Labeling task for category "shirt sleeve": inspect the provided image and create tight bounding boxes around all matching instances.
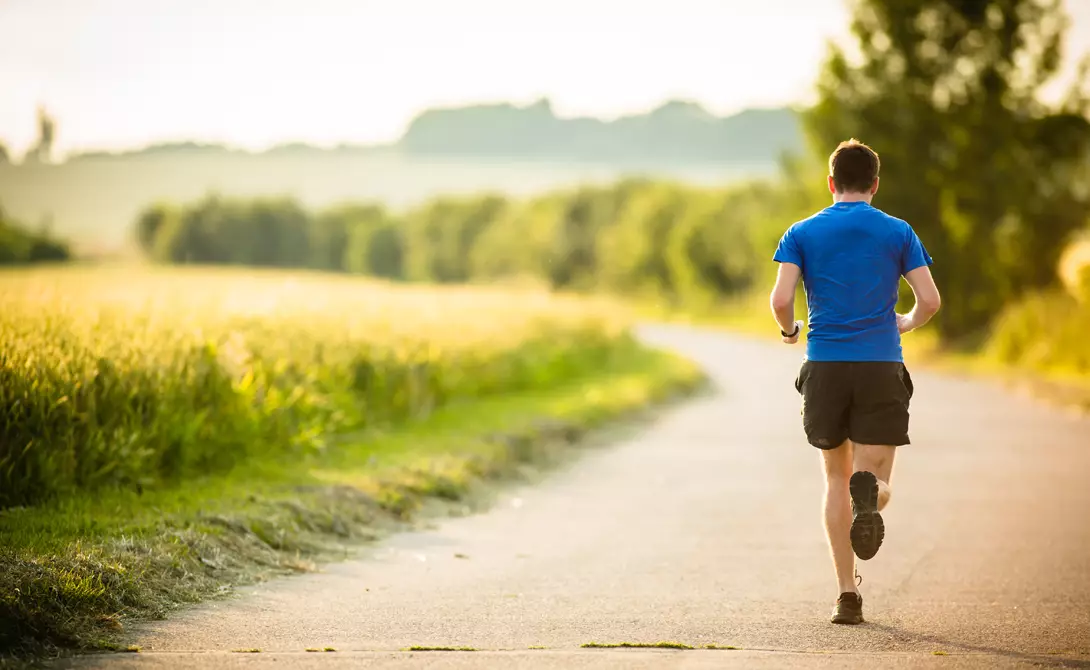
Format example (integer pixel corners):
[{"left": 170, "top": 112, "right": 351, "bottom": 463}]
[
  {"left": 773, "top": 226, "right": 803, "bottom": 268},
  {"left": 901, "top": 225, "right": 934, "bottom": 275}
]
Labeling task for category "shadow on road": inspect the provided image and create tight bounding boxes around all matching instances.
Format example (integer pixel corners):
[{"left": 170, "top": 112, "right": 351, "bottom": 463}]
[{"left": 865, "top": 623, "right": 1090, "bottom": 669}]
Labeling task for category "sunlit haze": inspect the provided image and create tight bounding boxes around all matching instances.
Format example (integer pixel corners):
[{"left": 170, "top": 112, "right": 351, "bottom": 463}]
[{"left": 2, "top": 0, "right": 1089, "bottom": 158}]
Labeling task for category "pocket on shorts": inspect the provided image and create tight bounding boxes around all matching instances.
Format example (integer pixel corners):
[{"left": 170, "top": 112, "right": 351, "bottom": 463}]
[
  {"left": 899, "top": 364, "right": 914, "bottom": 400},
  {"left": 794, "top": 360, "right": 809, "bottom": 394}
]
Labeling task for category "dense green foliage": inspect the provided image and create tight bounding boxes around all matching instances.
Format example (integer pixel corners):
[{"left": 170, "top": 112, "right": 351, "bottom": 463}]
[
  {"left": 987, "top": 289, "right": 1090, "bottom": 374},
  {"left": 992, "top": 235, "right": 1090, "bottom": 375},
  {"left": 803, "top": 0, "right": 1090, "bottom": 338},
  {"left": 0, "top": 205, "right": 69, "bottom": 265},
  {"left": 0, "top": 267, "right": 633, "bottom": 509}
]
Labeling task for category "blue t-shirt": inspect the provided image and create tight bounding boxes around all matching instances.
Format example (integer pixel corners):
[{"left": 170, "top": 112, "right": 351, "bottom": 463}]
[{"left": 773, "top": 201, "right": 933, "bottom": 363}]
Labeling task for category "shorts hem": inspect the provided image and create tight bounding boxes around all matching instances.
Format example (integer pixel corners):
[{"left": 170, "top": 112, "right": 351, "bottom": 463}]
[
  {"left": 850, "top": 435, "right": 911, "bottom": 447},
  {"left": 806, "top": 435, "right": 848, "bottom": 450}
]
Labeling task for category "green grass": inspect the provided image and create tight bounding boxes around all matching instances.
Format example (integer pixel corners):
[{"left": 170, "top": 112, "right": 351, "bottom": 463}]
[
  {"left": 582, "top": 641, "right": 695, "bottom": 650},
  {"left": 580, "top": 641, "right": 739, "bottom": 651},
  {"left": 0, "top": 343, "right": 705, "bottom": 662},
  {"left": 405, "top": 646, "right": 478, "bottom": 652}
]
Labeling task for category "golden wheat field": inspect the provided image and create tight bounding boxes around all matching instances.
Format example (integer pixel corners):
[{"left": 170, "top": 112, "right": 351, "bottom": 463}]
[{"left": 0, "top": 265, "right": 636, "bottom": 508}]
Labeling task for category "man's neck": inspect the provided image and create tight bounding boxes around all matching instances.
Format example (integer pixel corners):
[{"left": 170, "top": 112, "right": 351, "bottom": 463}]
[{"left": 833, "top": 192, "right": 873, "bottom": 204}]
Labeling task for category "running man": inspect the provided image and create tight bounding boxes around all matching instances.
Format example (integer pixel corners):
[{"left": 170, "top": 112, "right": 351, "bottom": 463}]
[{"left": 768, "top": 139, "right": 942, "bottom": 625}]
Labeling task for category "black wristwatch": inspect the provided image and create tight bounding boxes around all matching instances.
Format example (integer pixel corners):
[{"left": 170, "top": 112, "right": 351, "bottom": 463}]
[{"left": 781, "top": 322, "right": 800, "bottom": 338}]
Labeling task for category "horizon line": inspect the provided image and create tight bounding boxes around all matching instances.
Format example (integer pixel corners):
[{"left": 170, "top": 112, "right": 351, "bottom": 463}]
[{"left": 0, "top": 97, "right": 806, "bottom": 164}]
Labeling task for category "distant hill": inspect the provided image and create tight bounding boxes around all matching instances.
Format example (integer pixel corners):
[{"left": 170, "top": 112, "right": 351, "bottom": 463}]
[
  {"left": 397, "top": 99, "right": 804, "bottom": 163},
  {"left": 66, "top": 141, "right": 388, "bottom": 162},
  {"left": 57, "top": 99, "right": 804, "bottom": 166}
]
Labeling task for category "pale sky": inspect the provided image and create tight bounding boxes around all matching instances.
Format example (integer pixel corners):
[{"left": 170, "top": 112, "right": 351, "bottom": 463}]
[{"left": 2, "top": 0, "right": 1089, "bottom": 158}]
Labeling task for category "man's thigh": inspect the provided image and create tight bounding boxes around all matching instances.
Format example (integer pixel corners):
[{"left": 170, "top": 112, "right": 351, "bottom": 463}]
[
  {"left": 849, "top": 362, "right": 913, "bottom": 447},
  {"left": 795, "top": 361, "right": 853, "bottom": 449}
]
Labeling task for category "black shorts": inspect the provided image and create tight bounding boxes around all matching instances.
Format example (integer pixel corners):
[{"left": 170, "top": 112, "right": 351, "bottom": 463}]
[{"left": 793, "top": 360, "right": 914, "bottom": 449}]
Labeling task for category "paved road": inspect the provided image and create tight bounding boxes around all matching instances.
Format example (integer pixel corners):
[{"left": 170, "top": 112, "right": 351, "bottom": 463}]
[{"left": 60, "top": 325, "right": 1090, "bottom": 669}]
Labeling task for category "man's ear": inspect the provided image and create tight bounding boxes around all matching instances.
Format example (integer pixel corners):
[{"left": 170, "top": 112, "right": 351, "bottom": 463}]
[
  {"left": 871, "top": 177, "right": 880, "bottom": 195},
  {"left": 828, "top": 175, "right": 837, "bottom": 194}
]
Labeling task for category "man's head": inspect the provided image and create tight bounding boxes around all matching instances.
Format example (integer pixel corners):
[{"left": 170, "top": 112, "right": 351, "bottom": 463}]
[{"left": 827, "top": 139, "right": 880, "bottom": 200}]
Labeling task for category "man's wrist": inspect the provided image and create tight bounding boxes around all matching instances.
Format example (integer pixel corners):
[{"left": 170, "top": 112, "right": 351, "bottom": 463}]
[{"left": 780, "top": 321, "right": 800, "bottom": 337}]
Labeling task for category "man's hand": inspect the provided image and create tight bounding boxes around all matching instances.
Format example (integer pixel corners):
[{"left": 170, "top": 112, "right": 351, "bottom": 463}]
[
  {"left": 782, "top": 319, "right": 804, "bottom": 344},
  {"left": 896, "top": 313, "right": 913, "bottom": 334}
]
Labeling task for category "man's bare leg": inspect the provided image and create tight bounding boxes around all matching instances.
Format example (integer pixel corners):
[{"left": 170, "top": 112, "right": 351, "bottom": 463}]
[
  {"left": 845, "top": 443, "right": 896, "bottom": 561},
  {"left": 820, "top": 439, "right": 858, "bottom": 596},
  {"left": 853, "top": 443, "right": 896, "bottom": 511}
]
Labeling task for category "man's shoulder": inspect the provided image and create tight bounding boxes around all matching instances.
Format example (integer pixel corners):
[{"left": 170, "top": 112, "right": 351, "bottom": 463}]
[
  {"left": 864, "top": 205, "right": 912, "bottom": 229},
  {"left": 785, "top": 208, "right": 829, "bottom": 234}
]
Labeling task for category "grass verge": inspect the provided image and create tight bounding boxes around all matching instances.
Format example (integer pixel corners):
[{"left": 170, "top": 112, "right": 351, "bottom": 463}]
[{"left": 0, "top": 343, "right": 706, "bottom": 666}]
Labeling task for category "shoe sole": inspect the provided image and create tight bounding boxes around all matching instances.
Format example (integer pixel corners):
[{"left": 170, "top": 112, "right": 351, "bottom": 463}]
[
  {"left": 849, "top": 471, "right": 884, "bottom": 561},
  {"left": 831, "top": 613, "right": 864, "bottom": 625}
]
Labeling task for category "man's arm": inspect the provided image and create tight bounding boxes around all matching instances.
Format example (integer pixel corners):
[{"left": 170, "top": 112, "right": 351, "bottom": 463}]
[
  {"left": 770, "top": 261, "right": 803, "bottom": 343},
  {"left": 898, "top": 265, "right": 941, "bottom": 333}
]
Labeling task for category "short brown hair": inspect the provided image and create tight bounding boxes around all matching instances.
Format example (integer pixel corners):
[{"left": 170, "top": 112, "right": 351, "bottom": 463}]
[{"left": 829, "top": 139, "right": 880, "bottom": 193}]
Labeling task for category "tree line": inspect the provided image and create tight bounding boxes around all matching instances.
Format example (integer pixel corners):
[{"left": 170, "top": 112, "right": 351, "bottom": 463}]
[
  {"left": 134, "top": 174, "right": 804, "bottom": 309},
  {"left": 0, "top": 205, "right": 70, "bottom": 265}
]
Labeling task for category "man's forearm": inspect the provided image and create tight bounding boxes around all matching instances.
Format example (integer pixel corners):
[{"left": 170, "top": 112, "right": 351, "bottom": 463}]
[
  {"left": 900, "top": 267, "right": 942, "bottom": 333},
  {"left": 901, "top": 302, "right": 939, "bottom": 332},
  {"left": 772, "top": 300, "right": 797, "bottom": 334},
  {"left": 769, "top": 262, "right": 803, "bottom": 337}
]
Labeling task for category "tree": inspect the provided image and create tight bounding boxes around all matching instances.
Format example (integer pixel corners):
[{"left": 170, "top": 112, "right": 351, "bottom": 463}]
[
  {"left": 469, "top": 197, "right": 558, "bottom": 282},
  {"left": 596, "top": 183, "right": 687, "bottom": 299},
  {"left": 244, "top": 198, "right": 311, "bottom": 267},
  {"left": 135, "top": 203, "right": 177, "bottom": 254},
  {"left": 0, "top": 204, "right": 71, "bottom": 264},
  {"left": 28, "top": 106, "right": 56, "bottom": 164},
  {"left": 339, "top": 204, "right": 404, "bottom": 279},
  {"left": 804, "top": 0, "right": 1090, "bottom": 338},
  {"left": 310, "top": 205, "right": 357, "bottom": 271},
  {"left": 402, "top": 195, "right": 507, "bottom": 283}
]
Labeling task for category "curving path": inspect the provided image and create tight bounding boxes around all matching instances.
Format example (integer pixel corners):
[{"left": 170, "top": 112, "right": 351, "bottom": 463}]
[{"left": 58, "top": 324, "right": 1090, "bottom": 669}]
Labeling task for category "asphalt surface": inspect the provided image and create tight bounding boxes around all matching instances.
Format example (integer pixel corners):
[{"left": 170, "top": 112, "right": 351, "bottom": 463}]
[{"left": 58, "top": 325, "right": 1090, "bottom": 669}]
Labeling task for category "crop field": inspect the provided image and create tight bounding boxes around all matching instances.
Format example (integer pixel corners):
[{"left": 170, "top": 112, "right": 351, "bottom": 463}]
[{"left": 0, "top": 265, "right": 636, "bottom": 509}]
